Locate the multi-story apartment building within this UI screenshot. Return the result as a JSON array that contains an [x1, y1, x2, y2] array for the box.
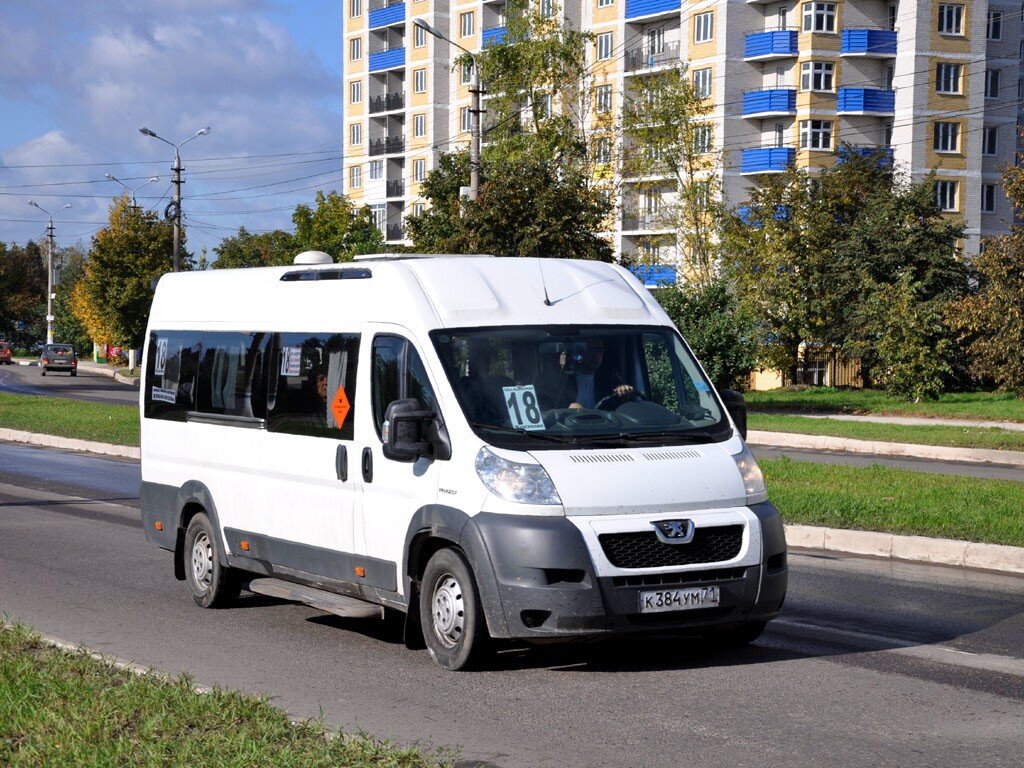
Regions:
[[343, 0, 1023, 265]]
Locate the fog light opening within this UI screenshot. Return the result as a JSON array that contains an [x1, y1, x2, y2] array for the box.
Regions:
[[520, 610, 552, 629]]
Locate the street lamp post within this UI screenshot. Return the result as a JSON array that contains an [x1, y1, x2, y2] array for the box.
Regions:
[[412, 20, 481, 201], [105, 174, 160, 209], [138, 126, 211, 271], [27, 200, 72, 345]]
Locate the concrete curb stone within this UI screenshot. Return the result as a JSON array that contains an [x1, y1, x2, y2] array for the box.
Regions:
[[0, 428, 140, 459]]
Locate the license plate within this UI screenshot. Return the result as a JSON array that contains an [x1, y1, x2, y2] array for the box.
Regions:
[[639, 586, 720, 614]]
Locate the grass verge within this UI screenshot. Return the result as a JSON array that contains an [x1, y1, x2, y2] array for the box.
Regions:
[[0, 624, 449, 768], [763, 457, 1024, 547], [750, 413, 1024, 452], [746, 388, 1024, 423], [0, 392, 139, 446]]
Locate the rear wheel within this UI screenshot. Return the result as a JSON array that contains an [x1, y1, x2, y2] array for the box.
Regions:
[[420, 548, 489, 671], [40, 367, 46, 376], [183, 513, 240, 608], [70, 370, 77, 377]]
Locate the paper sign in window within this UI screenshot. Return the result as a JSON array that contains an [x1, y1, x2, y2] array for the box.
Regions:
[[503, 385, 545, 431]]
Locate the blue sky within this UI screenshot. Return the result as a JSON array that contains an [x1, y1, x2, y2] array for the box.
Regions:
[[0, 0, 343, 259]]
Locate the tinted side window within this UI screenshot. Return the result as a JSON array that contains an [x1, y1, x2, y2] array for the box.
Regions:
[[195, 332, 270, 419], [267, 332, 360, 440], [145, 330, 202, 422], [372, 335, 438, 437]]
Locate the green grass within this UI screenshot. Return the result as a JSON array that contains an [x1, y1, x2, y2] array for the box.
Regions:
[[0, 392, 139, 446], [0, 624, 449, 768], [750, 413, 1024, 451], [746, 388, 1024, 422], [763, 457, 1024, 546]]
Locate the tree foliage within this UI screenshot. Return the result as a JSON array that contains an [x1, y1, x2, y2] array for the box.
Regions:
[[52, 246, 92, 353], [291, 191, 383, 262], [71, 196, 176, 348], [0, 240, 46, 346], [212, 227, 296, 269]]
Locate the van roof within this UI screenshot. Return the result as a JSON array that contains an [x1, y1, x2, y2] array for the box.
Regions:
[[147, 256, 670, 332]]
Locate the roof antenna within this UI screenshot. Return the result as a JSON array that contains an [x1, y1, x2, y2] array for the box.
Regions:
[[538, 257, 553, 306]]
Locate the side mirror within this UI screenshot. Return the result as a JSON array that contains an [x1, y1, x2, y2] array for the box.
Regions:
[[382, 398, 435, 462], [719, 389, 747, 440]]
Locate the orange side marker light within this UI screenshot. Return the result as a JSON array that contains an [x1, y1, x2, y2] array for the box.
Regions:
[[240, 540, 250, 552], [154, 521, 163, 531], [354, 566, 366, 578]]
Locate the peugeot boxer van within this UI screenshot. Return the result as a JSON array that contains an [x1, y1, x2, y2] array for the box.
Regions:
[[140, 254, 787, 670]]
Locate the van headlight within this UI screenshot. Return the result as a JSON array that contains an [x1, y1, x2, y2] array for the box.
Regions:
[[731, 444, 769, 505], [475, 447, 561, 506]]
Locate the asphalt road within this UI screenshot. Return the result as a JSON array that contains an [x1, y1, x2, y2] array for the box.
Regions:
[[1, 443, 1022, 767], [0, 360, 139, 405]]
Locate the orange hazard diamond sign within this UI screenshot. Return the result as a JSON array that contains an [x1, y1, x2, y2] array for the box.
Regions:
[[330, 387, 351, 428]]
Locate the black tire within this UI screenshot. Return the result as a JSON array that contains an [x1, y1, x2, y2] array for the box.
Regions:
[[40, 368, 46, 376], [70, 370, 77, 377], [706, 621, 767, 648], [183, 512, 240, 608], [419, 548, 489, 671]]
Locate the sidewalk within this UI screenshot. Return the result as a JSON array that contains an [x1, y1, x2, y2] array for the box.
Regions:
[[757, 410, 1024, 433]]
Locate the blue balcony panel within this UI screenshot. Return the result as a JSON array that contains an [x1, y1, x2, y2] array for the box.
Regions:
[[625, 0, 681, 21], [369, 47, 406, 73], [837, 87, 895, 114], [741, 147, 795, 174], [482, 26, 507, 47], [744, 30, 798, 61], [841, 29, 898, 57], [742, 88, 796, 117], [836, 145, 894, 167], [630, 264, 677, 288], [369, 2, 405, 30], [737, 204, 790, 226]]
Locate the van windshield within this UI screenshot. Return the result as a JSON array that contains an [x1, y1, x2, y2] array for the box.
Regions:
[[431, 326, 731, 448]]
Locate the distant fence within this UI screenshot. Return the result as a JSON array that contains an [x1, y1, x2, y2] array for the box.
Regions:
[[784, 348, 863, 388]]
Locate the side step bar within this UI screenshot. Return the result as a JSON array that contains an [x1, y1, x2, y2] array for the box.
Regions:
[[248, 577, 383, 620]]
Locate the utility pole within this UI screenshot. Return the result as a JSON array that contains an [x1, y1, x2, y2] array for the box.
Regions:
[[105, 174, 160, 210], [139, 126, 210, 271], [28, 200, 71, 345]]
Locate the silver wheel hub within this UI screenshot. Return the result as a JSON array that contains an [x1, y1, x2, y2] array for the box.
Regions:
[[191, 531, 213, 590], [431, 574, 465, 649]]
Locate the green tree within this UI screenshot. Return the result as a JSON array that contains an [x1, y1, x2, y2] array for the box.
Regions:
[[52, 246, 92, 353], [291, 190, 383, 261], [0, 240, 47, 347], [212, 227, 296, 269], [71, 195, 177, 348]]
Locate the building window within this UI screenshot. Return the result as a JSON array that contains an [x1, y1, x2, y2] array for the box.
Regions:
[[460, 12, 474, 38], [933, 122, 960, 153], [460, 106, 472, 133], [415, 24, 427, 48], [887, 4, 897, 31], [414, 68, 426, 93], [413, 159, 426, 182], [799, 119, 833, 150], [982, 184, 997, 213], [693, 67, 712, 98], [800, 61, 834, 92], [597, 32, 613, 60], [595, 84, 612, 113], [350, 165, 362, 189], [534, 92, 552, 120], [370, 204, 386, 232], [694, 12, 714, 43], [985, 69, 1000, 99], [350, 0, 361, 18], [694, 124, 712, 154], [983, 126, 998, 156], [349, 123, 362, 146], [350, 38, 362, 61], [350, 81, 362, 104], [935, 63, 962, 94], [647, 27, 665, 55], [802, 3, 836, 33], [935, 180, 958, 212], [937, 4, 964, 35], [987, 11, 1003, 40], [594, 136, 612, 164], [369, 159, 383, 180], [541, 0, 555, 18], [413, 203, 425, 217], [414, 114, 426, 138], [598, 0, 613, 6], [883, 121, 893, 146], [462, 60, 474, 85]]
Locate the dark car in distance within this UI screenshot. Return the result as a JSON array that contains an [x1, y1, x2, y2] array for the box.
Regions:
[[40, 344, 77, 376], [0, 342, 12, 365]]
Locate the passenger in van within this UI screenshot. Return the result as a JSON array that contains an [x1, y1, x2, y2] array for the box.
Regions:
[[554, 339, 635, 410], [459, 341, 512, 424]]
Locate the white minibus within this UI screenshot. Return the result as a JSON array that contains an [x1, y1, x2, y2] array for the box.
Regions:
[[140, 254, 787, 670]]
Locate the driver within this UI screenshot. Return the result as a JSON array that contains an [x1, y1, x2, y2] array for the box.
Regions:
[[557, 339, 634, 409]]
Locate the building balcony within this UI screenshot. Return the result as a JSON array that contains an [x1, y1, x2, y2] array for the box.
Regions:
[[482, 25, 507, 47], [741, 146, 795, 174], [744, 30, 798, 61], [742, 88, 796, 117], [369, 91, 404, 114], [840, 29, 897, 58], [369, 136, 405, 156], [624, 41, 680, 73], [368, 0, 405, 30], [385, 223, 403, 241], [836, 88, 895, 115], [386, 179, 405, 198], [621, 211, 673, 232], [369, 46, 405, 73], [625, 0, 681, 22], [836, 145, 894, 166], [736, 204, 790, 226], [628, 264, 677, 287]]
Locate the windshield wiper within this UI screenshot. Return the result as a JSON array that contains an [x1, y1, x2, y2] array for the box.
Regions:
[[467, 422, 577, 443], [622, 428, 732, 444]]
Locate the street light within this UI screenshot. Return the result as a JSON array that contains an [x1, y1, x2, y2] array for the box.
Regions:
[[412, 20, 481, 201], [138, 125, 211, 271], [28, 199, 72, 345], [105, 173, 160, 208]]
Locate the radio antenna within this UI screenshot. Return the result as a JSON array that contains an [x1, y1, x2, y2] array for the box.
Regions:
[[538, 258, 552, 306]]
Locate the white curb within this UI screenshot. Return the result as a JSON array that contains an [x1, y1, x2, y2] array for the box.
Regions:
[[0, 428, 140, 459]]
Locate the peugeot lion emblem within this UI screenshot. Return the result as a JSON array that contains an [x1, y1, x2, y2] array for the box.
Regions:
[[652, 519, 696, 545]]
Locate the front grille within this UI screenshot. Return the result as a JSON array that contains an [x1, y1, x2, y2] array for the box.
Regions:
[[599, 525, 744, 569], [611, 567, 747, 588]]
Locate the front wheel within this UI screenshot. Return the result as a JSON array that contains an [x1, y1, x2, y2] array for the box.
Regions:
[[419, 548, 489, 671], [183, 512, 240, 608]]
